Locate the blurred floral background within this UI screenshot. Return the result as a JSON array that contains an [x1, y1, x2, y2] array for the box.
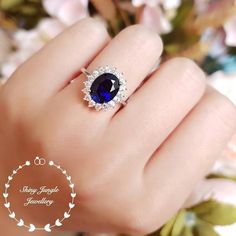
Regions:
[[0, 0, 236, 236]]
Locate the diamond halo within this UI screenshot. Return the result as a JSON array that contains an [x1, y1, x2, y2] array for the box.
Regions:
[[82, 66, 127, 111]]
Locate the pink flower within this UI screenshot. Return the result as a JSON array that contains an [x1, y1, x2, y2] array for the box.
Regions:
[[136, 0, 181, 34], [224, 16, 236, 47], [43, 0, 89, 25], [139, 5, 172, 34], [194, 0, 213, 13]]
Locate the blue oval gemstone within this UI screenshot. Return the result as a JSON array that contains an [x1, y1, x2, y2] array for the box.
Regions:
[[90, 73, 120, 104]]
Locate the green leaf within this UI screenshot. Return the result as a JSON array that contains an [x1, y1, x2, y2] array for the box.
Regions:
[[160, 210, 186, 236], [165, 44, 180, 54], [19, 5, 37, 15], [193, 220, 220, 236], [148, 226, 162, 236], [181, 226, 194, 236], [201, 56, 224, 75], [171, 0, 194, 28], [207, 173, 236, 182], [190, 200, 236, 225], [171, 210, 186, 236], [0, 0, 23, 10], [160, 213, 179, 236]]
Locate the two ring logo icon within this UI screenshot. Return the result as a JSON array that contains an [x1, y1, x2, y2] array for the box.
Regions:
[[34, 156, 46, 166], [3, 156, 76, 233]]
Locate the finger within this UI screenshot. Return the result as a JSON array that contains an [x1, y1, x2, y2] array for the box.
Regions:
[[61, 24, 163, 117], [143, 87, 236, 232], [4, 18, 110, 102], [110, 58, 206, 163]]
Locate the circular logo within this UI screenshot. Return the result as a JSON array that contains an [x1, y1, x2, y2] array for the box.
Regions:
[[3, 156, 76, 232]]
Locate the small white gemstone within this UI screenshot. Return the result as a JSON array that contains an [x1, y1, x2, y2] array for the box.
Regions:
[[88, 75, 94, 81], [99, 67, 105, 73], [84, 81, 91, 87], [108, 100, 116, 108], [105, 65, 109, 71], [115, 71, 121, 78], [92, 70, 99, 77], [117, 92, 126, 100], [88, 101, 95, 107], [82, 88, 89, 93], [119, 85, 126, 91], [119, 78, 126, 84], [95, 104, 102, 111], [114, 96, 121, 103], [111, 67, 116, 73], [84, 95, 90, 101], [121, 94, 127, 100], [102, 103, 109, 110]]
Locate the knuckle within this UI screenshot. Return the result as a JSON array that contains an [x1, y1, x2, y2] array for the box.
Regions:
[[168, 57, 206, 97], [72, 17, 109, 39], [206, 87, 236, 130], [122, 24, 163, 54]]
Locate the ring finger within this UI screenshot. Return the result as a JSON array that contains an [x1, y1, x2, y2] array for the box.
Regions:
[[59, 25, 163, 120]]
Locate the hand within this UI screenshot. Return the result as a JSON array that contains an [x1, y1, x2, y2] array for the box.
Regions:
[[0, 18, 236, 235]]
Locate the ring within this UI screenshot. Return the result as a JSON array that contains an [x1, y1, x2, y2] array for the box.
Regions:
[[81, 66, 127, 111]]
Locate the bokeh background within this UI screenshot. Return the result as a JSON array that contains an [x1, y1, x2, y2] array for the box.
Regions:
[[0, 0, 236, 236]]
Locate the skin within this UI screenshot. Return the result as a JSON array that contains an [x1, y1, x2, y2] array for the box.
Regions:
[[0, 18, 236, 235]]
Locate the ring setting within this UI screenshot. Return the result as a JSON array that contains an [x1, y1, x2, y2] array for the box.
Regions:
[[82, 66, 127, 111]]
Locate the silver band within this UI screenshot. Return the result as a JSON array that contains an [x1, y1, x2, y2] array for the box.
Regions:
[[81, 68, 91, 77]]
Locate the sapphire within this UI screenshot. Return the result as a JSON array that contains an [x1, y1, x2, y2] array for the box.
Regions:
[[90, 73, 120, 104]]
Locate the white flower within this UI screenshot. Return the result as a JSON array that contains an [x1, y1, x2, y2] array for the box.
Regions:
[[215, 224, 236, 236], [224, 16, 236, 47], [211, 134, 236, 177], [132, 0, 161, 7], [132, 0, 181, 9], [43, 0, 89, 25], [186, 179, 236, 208], [162, 0, 181, 10], [207, 72, 236, 179], [208, 71, 236, 106], [185, 177, 236, 236], [37, 18, 65, 39], [1, 28, 44, 79], [1, 18, 65, 79], [42, 0, 65, 16], [1, 49, 35, 78], [14, 29, 44, 51], [201, 28, 227, 58]]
